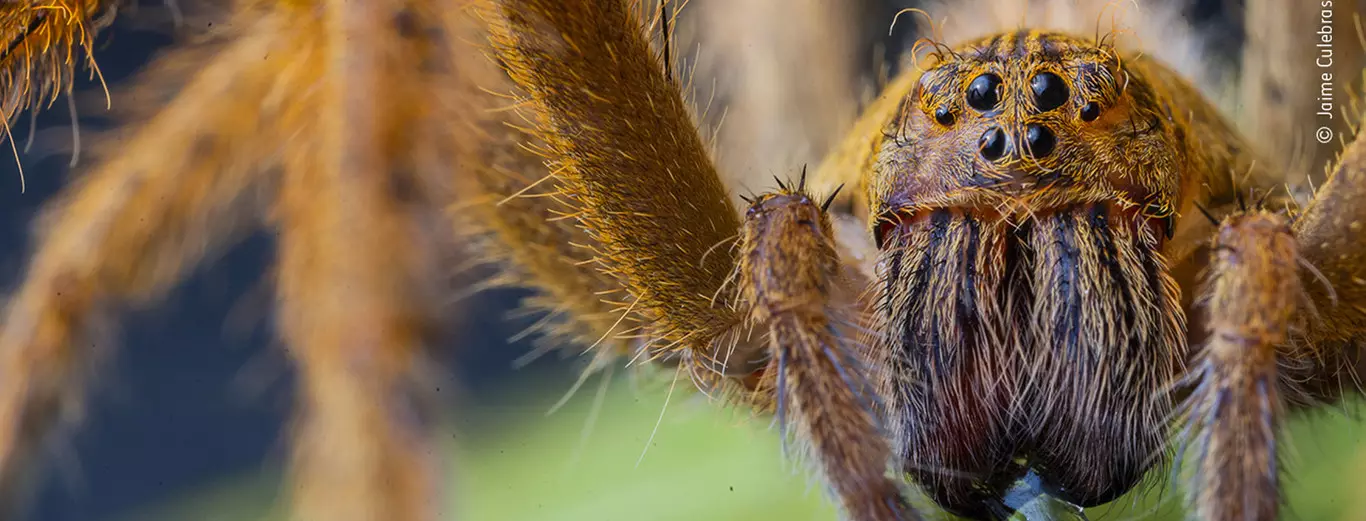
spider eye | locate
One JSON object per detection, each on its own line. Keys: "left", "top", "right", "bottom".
{"left": 1025, "top": 124, "right": 1055, "bottom": 158}
{"left": 979, "top": 127, "right": 1008, "bottom": 161}
{"left": 1080, "top": 101, "right": 1101, "bottom": 122}
{"left": 934, "top": 106, "right": 955, "bottom": 126}
{"left": 966, "top": 73, "right": 1001, "bottom": 111}
{"left": 1030, "top": 72, "right": 1068, "bottom": 112}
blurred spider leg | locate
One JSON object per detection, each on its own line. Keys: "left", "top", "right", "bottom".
{"left": 0, "top": 18, "right": 286, "bottom": 515}
{"left": 275, "top": 1, "right": 445, "bottom": 520}
{"left": 739, "top": 189, "right": 918, "bottom": 521}
{"left": 1178, "top": 211, "right": 1298, "bottom": 521}
{"left": 275, "top": 166, "right": 442, "bottom": 521}
{"left": 1282, "top": 109, "right": 1366, "bottom": 409}
{"left": 486, "top": 0, "right": 748, "bottom": 370}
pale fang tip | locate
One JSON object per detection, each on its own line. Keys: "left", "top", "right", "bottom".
{"left": 1002, "top": 470, "right": 1091, "bottom": 521}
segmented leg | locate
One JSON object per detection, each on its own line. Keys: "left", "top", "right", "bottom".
{"left": 276, "top": 139, "right": 441, "bottom": 521}
{"left": 272, "top": 1, "right": 464, "bottom": 519}
{"left": 0, "top": 14, "right": 281, "bottom": 514}
{"left": 1284, "top": 100, "right": 1366, "bottom": 402}
{"left": 1179, "top": 211, "right": 1298, "bottom": 521}
{"left": 485, "top": 0, "right": 744, "bottom": 367}
{"left": 1296, "top": 122, "right": 1366, "bottom": 343}
{"left": 446, "top": 4, "right": 626, "bottom": 354}
{"left": 482, "top": 1, "right": 913, "bottom": 519}
{"left": 1180, "top": 80, "right": 1366, "bottom": 520}
{"left": 740, "top": 187, "right": 914, "bottom": 521}
{"left": 273, "top": 19, "right": 442, "bottom": 517}
{"left": 1, "top": 0, "right": 472, "bottom": 518}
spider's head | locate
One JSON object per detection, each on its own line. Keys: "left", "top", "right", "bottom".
{"left": 867, "top": 30, "right": 1197, "bottom": 519}
{"left": 871, "top": 30, "right": 1183, "bottom": 248}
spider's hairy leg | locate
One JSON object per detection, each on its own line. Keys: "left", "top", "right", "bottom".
{"left": 1295, "top": 120, "right": 1366, "bottom": 346}
{"left": 276, "top": 169, "right": 441, "bottom": 521}
{"left": 457, "top": 135, "right": 626, "bottom": 356}
{"left": 0, "top": 12, "right": 284, "bottom": 514}
{"left": 1178, "top": 86, "right": 1366, "bottom": 521}
{"left": 272, "top": 0, "right": 459, "bottom": 519}
{"left": 739, "top": 188, "right": 916, "bottom": 521}
{"left": 444, "top": 8, "right": 625, "bottom": 352}
{"left": 0, "top": 1, "right": 117, "bottom": 125}
{"left": 1178, "top": 211, "right": 1298, "bottom": 521}
{"left": 274, "top": 93, "right": 442, "bottom": 521}
{"left": 485, "top": 0, "right": 744, "bottom": 367}
{"left": 483, "top": 1, "right": 916, "bottom": 519}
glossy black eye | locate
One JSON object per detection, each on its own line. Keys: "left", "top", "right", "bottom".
{"left": 966, "top": 73, "right": 1001, "bottom": 112}
{"left": 1030, "top": 72, "right": 1069, "bottom": 112}
{"left": 1080, "top": 101, "right": 1101, "bottom": 122}
{"left": 1025, "top": 124, "right": 1055, "bottom": 158}
{"left": 979, "top": 127, "right": 1008, "bottom": 161}
{"left": 934, "top": 106, "right": 955, "bottom": 126}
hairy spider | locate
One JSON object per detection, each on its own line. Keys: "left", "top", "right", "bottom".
{"left": 0, "top": 0, "right": 1362, "bottom": 520}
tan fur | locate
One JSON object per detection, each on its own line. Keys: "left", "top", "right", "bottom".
{"left": 271, "top": 1, "right": 452, "bottom": 520}
{"left": 0, "top": 1, "right": 116, "bottom": 125}
{"left": 0, "top": 0, "right": 481, "bottom": 519}
{"left": 1296, "top": 110, "right": 1366, "bottom": 344}
{"left": 484, "top": 2, "right": 918, "bottom": 518}
{"left": 484, "top": 0, "right": 745, "bottom": 365}
{"left": 1181, "top": 211, "right": 1299, "bottom": 521}
{"left": 447, "top": 3, "right": 626, "bottom": 356}
{"left": 0, "top": 6, "right": 280, "bottom": 515}
{"left": 739, "top": 188, "right": 912, "bottom": 521}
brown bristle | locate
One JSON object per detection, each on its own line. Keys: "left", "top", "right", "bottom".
{"left": 740, "top": 190, "right": 917, "bottom": 521}
{"left": 1178, "top": 211, "right": 1298, "bottom": 521}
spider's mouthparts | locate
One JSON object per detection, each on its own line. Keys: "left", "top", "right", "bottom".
{"left": 1002, "top": 470, "right": 1090, "bottom": 521}
{"left": 875, "top": 202, "right": 1185, "bottom": 517}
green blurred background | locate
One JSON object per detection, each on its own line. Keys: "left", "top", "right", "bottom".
{"left": 114, "top": 379, "right": 1366, "bottom": 521}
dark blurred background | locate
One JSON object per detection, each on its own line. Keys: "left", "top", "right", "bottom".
{"left": 0, "top": 15, "right": 572, "bottom": 520}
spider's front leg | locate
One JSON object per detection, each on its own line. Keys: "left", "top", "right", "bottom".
{"left": 738, "top": 186, "right": 912, "bottom": 521}
{"left": 1181, "top": 113, "right": 1366, "bottom": 520}
{"left": 1180, "top": 210, "right": 1297, "bottom": 521}
{"left": 482, "top": 0, "right": 913, "bottom": 519}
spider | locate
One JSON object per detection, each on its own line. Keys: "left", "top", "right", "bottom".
{"left": 0, "top": 0, "right": 1362, "bottom": 520}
